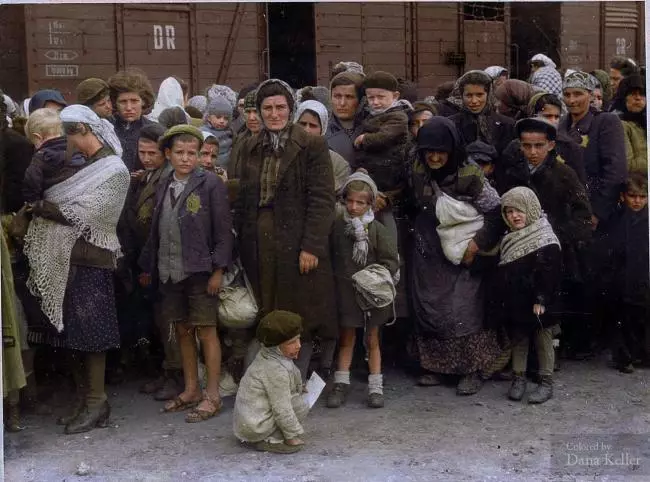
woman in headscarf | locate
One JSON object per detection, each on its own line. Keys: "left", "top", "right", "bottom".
{"left": 406, "top": 117, "right": 503, "bottom": 395}
{"left": 23, "top": 105, "right": 130, "bottom": 434}
{"left": 146, "top": 77, "right": 187, "bottom": 123}
{"left": 529, "top": 54, "right": 563, "bottom": 99}
{"left": 449, "top": 70, "right": 516, "bottom": 156}
{"left": 484, "top": 66, "right": 509, "bottom": 90}
{"left": 591, "top": 70, "right": 613, "bottom": 108}
{"left": 235, "top": 79, "right": 337, "bottom": 381}
{"left": 494, "top": 79, "right": 539, "bottom": 121}
{"left": 611, "top": 74, "right": 647, "bottom": 175}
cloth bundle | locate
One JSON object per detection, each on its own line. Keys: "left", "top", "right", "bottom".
{"left": 351, "top": 263, "right": 396, "bottom": 312}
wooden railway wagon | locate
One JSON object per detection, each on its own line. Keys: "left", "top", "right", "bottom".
{"left": 0, "top": 2, "right": 643, "bottom": 103}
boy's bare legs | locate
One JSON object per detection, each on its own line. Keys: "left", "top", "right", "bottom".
{"left": 336, "top": 328, "right": 356, "bottom": 372}
{"left": 197, "top": 326, "right": 222, "bottom": 411}
{"left": 366, "top": 327, "right": 381, "bottom": 375}
{"left": 164, "top": 322, "right": 201, "bottom": 410}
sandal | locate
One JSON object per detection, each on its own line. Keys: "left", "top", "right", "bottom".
{"left": 185, "top": 394, "right": 222, "bottom": 423}
{"left": 161, "top": 395, "right": 200, "bottom": 413}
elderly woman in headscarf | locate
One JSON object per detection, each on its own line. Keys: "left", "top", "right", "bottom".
{"left": 529, "top": 54, "right": 563, "bottom": 99}
{"left": 610, "top": 74, "right": 647, "bottom": 175}
{"left": 449, "top": 70, "right": 516, "bottom": 156}
{"left": 485, "top": 66, "right": 509, "bottom": 90}
{"left": 405, "top": 117, "right": 503, "bottom": 395}
{"left": 235, "top": 79, "right": 337, "bottom": 381}
{"left": 22, "top": 105, "right": 130, "bottom": 434}
{"left": 494, "top": 79, "right": 540, "bottom": 121}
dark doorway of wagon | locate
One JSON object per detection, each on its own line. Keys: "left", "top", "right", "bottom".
{"left": 267, "top": 3, "right": 316, "bottom": 88}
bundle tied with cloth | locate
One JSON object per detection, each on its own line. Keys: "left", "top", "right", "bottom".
{"left": 342, "top": 171, "right": 398, "bottom": 323}
{"left": 22, "top": 105, "right": 130, "bottom": 332}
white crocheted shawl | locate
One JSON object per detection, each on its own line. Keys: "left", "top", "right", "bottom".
{"left": 24, "top": 155, "right": 130, "bottom": 332}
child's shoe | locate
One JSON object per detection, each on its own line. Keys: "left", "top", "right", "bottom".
{"left": 367, "top": 392, "right": 384, "bottom": 408}
{"left": 507, "top": 373, "right": 527, "bottom": 401}
{"left": 326, "top": 383, "right": 349, "bottom": 408}
{"left": 618, "top": 363, "right": 635, "bottom": 374}
{"left": 367, "top": 374, "right": 384, "bottom": 408}
{"left": 528, "top": 376, "right": 553, "bottom": 404}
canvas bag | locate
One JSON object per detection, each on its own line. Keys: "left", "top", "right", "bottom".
{"left": 218, "top": 258, "right": 258, "bottom": 329}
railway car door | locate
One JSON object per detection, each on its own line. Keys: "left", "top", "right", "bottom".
{"left": 121, "top": 6, "right": 192, "bottom": 93}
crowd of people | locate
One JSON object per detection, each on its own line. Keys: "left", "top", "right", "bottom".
{"left": 0, "top": 53, "right": 647, "bottom": 454}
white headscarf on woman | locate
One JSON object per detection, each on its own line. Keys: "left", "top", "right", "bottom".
{"left": 60, "top": 104, "right": 123, "bottom": 157}
{"left": 294, "top": 99, "right": 329, "bottom": 136}
{"left": 146, "top": 77, "right": 186, "bottom": 122}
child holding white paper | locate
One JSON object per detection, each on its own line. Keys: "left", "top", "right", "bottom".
{"left": 233, "top": 310, "right": 309, "bottom": 454}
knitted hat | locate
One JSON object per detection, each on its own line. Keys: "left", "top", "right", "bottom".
{"left": 187, "top": 95, "right": 208, "bottom": 114}
{"left": 243, "top": 90, "right": 257, "bottom": 111}
{"left": 206, "top": 97, "right": 233, "bottom": 119}
{"left": 256, "top": 310, "right": 303, "bottom": 347}
{"left": 515, "top": 117, "right": 557, "bottom": 141}
{"left": 158, "top": 124, "right": 204, "bottom": 151}
{"left": 76, "top": 78, "right": 110, "bottom": 106}
{"left": 340, "top": 169, "right": 379, "bottom": 204}
{"left": 363, "top": 71, "right": 398, "bottom": 92}
{"left": 332, "top": 61, "right": 365, "bottom": 77}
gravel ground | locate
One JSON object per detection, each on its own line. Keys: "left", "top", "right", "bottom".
{"left": 4, "top": 358, "right": 650, "bottom": 481}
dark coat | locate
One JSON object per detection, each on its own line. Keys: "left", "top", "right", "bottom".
{"left": 559, "top": 110, "right": 627, "bottom": 224}
{"left": 354, "top": 104, "right": 410, "bottom": 195}
{"left": 22, "top": 137, "right": 85, "bottom": 203}
{"left": 449, "top": 110, "right": 515, "bottom": 156}
{"left": 235, "top": 125, "right": 337, "bottom": 339}
{"left": 330, "top": 217, "right": 399, "bottom": 327}
{"left": 491, "top": 244, "right": 562, "bottom": 330}
{"left": 325, "top": 107, "right": 366, "bottom": 165}
{"left": 1, "top": 128, "right": 34, "bottom": 213}
{"left": 112, "top": 116, "right": 156, "bottom": 172}
{"left": 436, "top": 100, "right": 461, "bottom": 118}
{"left": 139, "top": 169, "right": 233, "bottom": 280}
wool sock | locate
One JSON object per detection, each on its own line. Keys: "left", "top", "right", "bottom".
{"left": 368, "top": 373, "right": 383, "bottom": 395}
{"left": 333, "top": 370, "right": 350, "bottom": 385}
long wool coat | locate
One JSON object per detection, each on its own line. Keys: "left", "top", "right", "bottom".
{"left": 235, "top": 125, "right": 337, "bottom": 340}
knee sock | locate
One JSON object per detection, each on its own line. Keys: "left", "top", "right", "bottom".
{"left": 333, "top": 371, "right": 350, "bottom": 385}
{"left": 368, "top": 373, "right": 383, "bottom": 395}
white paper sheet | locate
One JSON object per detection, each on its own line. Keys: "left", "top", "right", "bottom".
{"left": 303, "top": 372, "right": 326, "bottom": 409}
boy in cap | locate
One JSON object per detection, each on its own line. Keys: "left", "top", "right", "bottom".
{"left": 76, "top": 78, "right": 113, "bottom": 119}
{"left": 353, "top": 71, "right": 411, "bottom": 243}
{"left": 234, "top": 310, "right": 308, "bottom": 454}
{"left": 201, "top": 97, "right": 234, "bottom": 168}
{"left": 139, "top": 124, "right": 233, "bottom": 422}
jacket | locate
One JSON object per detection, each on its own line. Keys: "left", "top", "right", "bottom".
{"left": 622, "top": 120, "right": 647, "bottom": 174}
{"left": 1, "top": 128, "right": 34, "bottom": 214}
{"left": 235, "top": 125, "right": 337, "bottom": 339}
{"left": 330, "top": 216, "right": 399, "bottom": 327}
{"left": 450, "top": 110, "right": 516, "bottom": 156}
{"left": 325, "top": 106, "right": 367, "bottom": 165}
{"left": 559, "top": 110, "right": 627, "bottom": 223}
{"left": 112, "top": 116, "right": 155, "bottom": 172}
{"left": 233, "top": 346, "right": 308, "bottom": 443}
{"left": 354, "top": 103, "right": 410, "bottom": 195}
{"left": 139, "top": 168, "right": 233, "bottom": 280}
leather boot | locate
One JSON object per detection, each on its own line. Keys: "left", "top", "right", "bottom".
{"left": 57, "top": 355, "right": 86, "bottom": 425}
{"left": 456, "top": 372, "right": 484, "bottom": 396}
{"left": 64, "top": 401, "right": 110, "bottom": 434}
{"left": 507, "top": 373, "right": 527, "bottom": 401}
{"left": 326, "top": 383, "right": 349, "bottom": 408}
{"left": 528, "top": 376, "right": 553, "bottom": 404}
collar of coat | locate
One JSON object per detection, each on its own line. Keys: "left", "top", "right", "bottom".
{"left": 161, "top": 167, "right": 208, "bottom": 209}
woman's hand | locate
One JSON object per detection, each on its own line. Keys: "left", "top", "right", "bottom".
{"left": 353, "top": 134, "right": 365, "bottom": 148}
{"left": 533, "top": 304, "right": 546, "bottom": 316}
{"left": 299, "top": 251, "right": 319, "bottom": 274}
{"left": 207, "top": 270, "right": 223, "bottom": 296}
{"left": 461, "top": 240, "right": 479, "bottom": 267}
{"left": 138, "top": 272, "right": 152, "bottom": 287}
{"left": 285, "top": 438, "right": 304, "bottom": 446}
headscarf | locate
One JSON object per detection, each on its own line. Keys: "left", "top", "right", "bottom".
{"left": 563, "top": 72, "right": 597, "bottom": 92}
{"left": 147, "top": 77, "right": 186, "bottom": 122}
{"left": 451, "top": 70, "right": 496, "bottom": 144}
{"left": 495, "top": 79, "right": 540, "bottom": 120}
{"left": 530, "top": 54, "right": 557, "bottom": 69}
{"left": 499, "top": 186, "right": 560, "bottom": 266}
{"left": 243, "top": 90, "right": 257, "bottom": 111}
{"left": 206, "top": 84, "right": 237, "bottom": 111}
{"left": 255, "top": 78, "right": 296, "bottom": 150}
{"left": 612, "top": 74, "right": 646, "bottom": 131}
{"left": 341, "top": 170, "right": 378, "bottom": 265}
{"left": 591, "top": 70, "right": 613, "bottom": 106}
{"left": 187, "top": 95, "right": 208, "bottom": 115}
{"left": 332, "top": 61, "right": 365, "bottom": 77}
{"left": 485, "top": 66, "right": 507, "bottom": 80}
{"left": 530, "top": 67, "right": 563, "bottom": 97}
{"left": 416, "top": 116, "right": 463, "bottom": 181}
{"left": 295, "top": 100, "right": 328, "bottom": 136}
{"left": 60, "top": 104, "right": 123, "bottom": 157}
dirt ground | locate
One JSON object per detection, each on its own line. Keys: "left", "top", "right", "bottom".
{"left": 4, "top": 357, "right": 650, "bottom": 482}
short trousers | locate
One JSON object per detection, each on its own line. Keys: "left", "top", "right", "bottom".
{"left": 160, "top": 273, "right": 219, "bottom": 327}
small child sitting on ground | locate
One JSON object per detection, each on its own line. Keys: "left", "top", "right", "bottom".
{"left": 495, "top": 186, "right": 562, "bottom": 404}
{"left": 22, "top": 108, "right": 86, "bottom": 203}
{"left": 327, "top": 170, "right": 399, "bottom": 409}
{"left": 234, "top": 310, "right": 308, "bottom": 454}
{"left": 201, "top": 97, "right": 233, "bottom": 169}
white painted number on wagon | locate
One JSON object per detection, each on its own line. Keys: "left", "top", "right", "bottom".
{"left": 153, "top": 25, "right": 176, "bottom": 50}
{"left": 616, "top": 38, "right": 628, "bottom": 55}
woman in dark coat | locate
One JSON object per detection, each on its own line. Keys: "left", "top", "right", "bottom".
{"left": 406, "top": 117, "right": 503, "bottom": 396}
{"left": 235, "top": 79, "right": 337, "bottom": 380}
{"left": 449, "top": 70, "right": 516, "bottom": 157}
